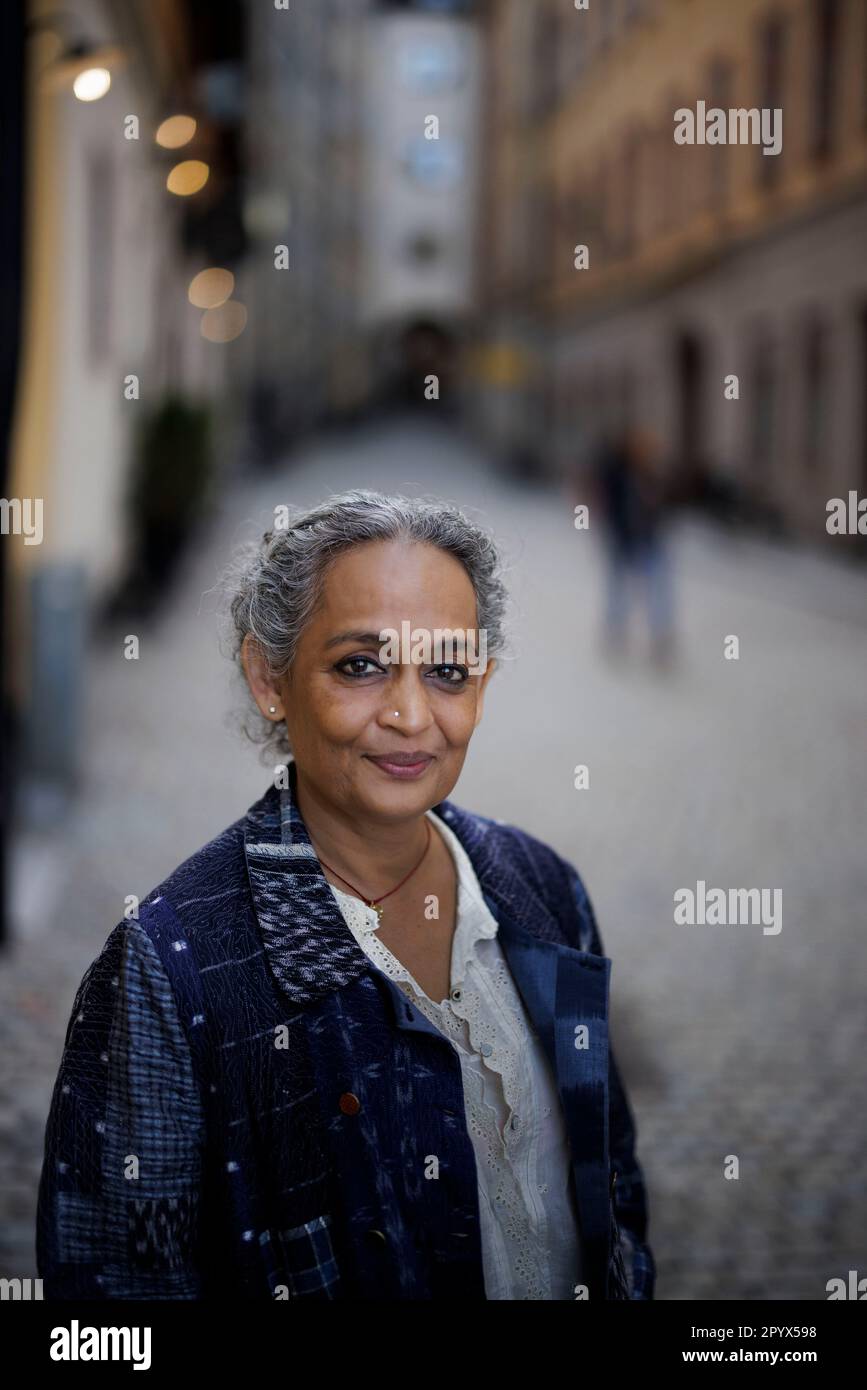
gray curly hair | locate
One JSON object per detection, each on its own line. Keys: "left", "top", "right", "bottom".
{"left": 221, "top": 488, "right": 511, "bottom": 761}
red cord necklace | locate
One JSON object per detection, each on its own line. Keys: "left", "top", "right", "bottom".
{"left": 316, "top": 819, "right": 432, "bottom": 921}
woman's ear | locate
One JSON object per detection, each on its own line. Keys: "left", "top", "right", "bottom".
{"left": 241, "top": 633, "right": 284, "bottom": 720}
{"left": 473, "top": 657, "right": 497, "bottom": 730}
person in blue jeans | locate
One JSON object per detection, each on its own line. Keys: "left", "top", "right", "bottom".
{"left": 36, "top": 489, "right": 655, "bottom": 1300}
{"left": 595, "top": 428, "right": 676, "bottom": 666}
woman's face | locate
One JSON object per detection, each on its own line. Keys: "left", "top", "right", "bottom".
{"left": 243, "top": 538, "right": 497, "bottom": 824}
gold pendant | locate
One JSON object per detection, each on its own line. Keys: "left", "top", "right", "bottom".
{"left": 370, "top": 901, "right": 384, "bottom": 921}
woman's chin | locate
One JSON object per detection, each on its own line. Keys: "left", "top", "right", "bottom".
{"left": 355, "top": 759, "right": 451, "bottom": 817}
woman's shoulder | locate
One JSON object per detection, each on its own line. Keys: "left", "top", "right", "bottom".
{"left": 58, "top": 795, "right": 268, "bottom": 1048}
{"left": 89, "top": 791, "right": 267, "bottom": 981}
{"left": 437, "top": 798, "right": 604, "bottom": 955}
{"left": 440, "top": 797, "right": 580, "bottom": 878}
{"left": 138, "top": 807, "right": 252, "bottom": 924}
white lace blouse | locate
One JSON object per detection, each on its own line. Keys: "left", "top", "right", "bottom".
{"left": 326, "top": 807, "right": 584, "bottom": 1300}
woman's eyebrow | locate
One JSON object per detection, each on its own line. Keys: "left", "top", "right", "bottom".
{"left": 324, "top": 629, "right": 387, "bottom": 649}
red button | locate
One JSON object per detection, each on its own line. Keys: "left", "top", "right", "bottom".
{"left": 338, "top": 1092, "right": 361, "bottom": 1115}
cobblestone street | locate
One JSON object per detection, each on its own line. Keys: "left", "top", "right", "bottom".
{"left": 3, "top": 417, "right": 866, "bottom": 1299}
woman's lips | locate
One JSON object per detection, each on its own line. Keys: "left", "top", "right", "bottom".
{"left": 365, "top": 753, "right": 434, "bottom": 779}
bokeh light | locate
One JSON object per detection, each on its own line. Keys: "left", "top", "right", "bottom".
{"left": 166, "top": 160, "right": 209, "bottom": 196}
{"left": 155, "top": 115, "right": 197, "bottom": 149}
{"left": 188, "top": 268, "right": 235, "bottom": 309}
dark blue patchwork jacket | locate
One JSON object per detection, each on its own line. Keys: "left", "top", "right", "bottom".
{"left": 36, "top": 762, "right": 656, "bottom": 1300}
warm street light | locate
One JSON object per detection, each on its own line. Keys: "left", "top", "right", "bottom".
{"left": 156, "top": 115, "right": 197, "bottom": 150}
{"left": 188, "top": 268, "right": 234, "bottom": 309}
{"left": 166, "top": 160, "right": 210, "bottom": 196}
{"left": 71, "top": 66, "right": 111, "bottom": 101}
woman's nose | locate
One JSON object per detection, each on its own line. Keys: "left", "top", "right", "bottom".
{"left": 379, "top": 668, "right": 433, "bottom": 732}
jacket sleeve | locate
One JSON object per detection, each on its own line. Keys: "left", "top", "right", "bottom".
{"left": 36, "top": 916, "right": 206, "bottom": 1298}
{"left": 570, "top": 870, "right": 656, "bottom": 1300}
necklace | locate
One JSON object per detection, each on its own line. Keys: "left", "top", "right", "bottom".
{"left": 316, "top": 819, "right": 432, "bottom": 922}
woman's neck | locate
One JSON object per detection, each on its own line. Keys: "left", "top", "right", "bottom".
{"left": 294, "top": 768, "right": 431, "bottom": 897}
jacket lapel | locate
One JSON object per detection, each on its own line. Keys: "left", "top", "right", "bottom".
{"left": 242, "top": 765, "right": 373, "bottom": 1004}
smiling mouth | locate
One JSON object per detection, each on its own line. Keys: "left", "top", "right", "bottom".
{"left": 364, "top": 753, "right": 434, "bottom": 778}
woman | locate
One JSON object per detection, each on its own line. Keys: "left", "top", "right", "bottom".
{"left": 36, "top": 489, "right": 655, "bottom": 1301}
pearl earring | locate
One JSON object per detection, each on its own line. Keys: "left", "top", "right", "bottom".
{"left": 268, "top": 705, "right": 277, "bottom": 715}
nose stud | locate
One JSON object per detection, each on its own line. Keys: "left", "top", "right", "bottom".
{"left": 394, "top": 711, "right": 399, "bottom": 717}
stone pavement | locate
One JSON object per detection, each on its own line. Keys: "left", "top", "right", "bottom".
{"left": 2, "top": 415, "right": 865, "bottom": 1299}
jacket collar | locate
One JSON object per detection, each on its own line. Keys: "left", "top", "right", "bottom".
{"left": 242, "top": 759, "right": 568, "bottom": 1006}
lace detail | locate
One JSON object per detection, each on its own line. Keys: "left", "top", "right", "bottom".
{"left": 326, "top": 811, "right": 581, "bottom": 1301}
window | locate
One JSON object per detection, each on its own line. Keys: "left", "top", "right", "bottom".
{"left": 707, "top": 56, "right": 733, "bottom": 211}
{"left": 403, "top": 231, "right": 443, "bottom": 266}
{"left": 863, "top": 2, "right": 867, "bottom": 130}
{"left": 402, "top": 136, "right": 465, "bottom": 189}
{"left": 803, "top": 317, "right": 829, "bottom": 473}
{"left": 531, "top": 2, "right": 561, "bottom": 117}
{"left": 860, "top": 305, "right": 867, "bottom": 490}
{"left": 663, "top": 91, "right": 688, "bottom": 234}
{"left": 558, "top": 7, "right": 588, "bottom": 92}
{"left": 749, "top": 329, "right": 776, "bottom": 477}
{"left": 595, "top": 157, "right": 611, "bottom": 261}
{"left": 812, "top": 0, "right": 840, "bottom": 160}
{"left": 399, "top": 39, "right": 466, "bottom": 93}
{"left": 619, "top": 363, "right": 636, "bottom": 431}
{"left": 757, "top": 14, "right": 786, "bottom": 188}
{"left": 599, "top": 0, "right": 617, "bottom": 49}
{"left": 621, "top": 127, "right": 641, "bottom": 255}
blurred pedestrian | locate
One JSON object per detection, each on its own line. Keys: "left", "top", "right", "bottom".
{"left": 593, "top": 427, "right": 676, "bottom": 666}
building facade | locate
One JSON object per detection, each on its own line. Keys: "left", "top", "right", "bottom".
{"left": 479, "top": 0, "right": 867, "bottom": 540}
{"left": 240, "top": 0, "right": 371, "bottom": 446}
{"left": 7, "top": 0, "right": 243, "bottom": 801}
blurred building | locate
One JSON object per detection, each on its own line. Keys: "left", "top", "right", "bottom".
{"left": 241, "top": 0, "right": 371, "bottom": 452}
{"left": 360, "top": 1, "right": 484, "bottom": 404}
{"left": 470, "top": 0, "right": 554, "bottom": 474}
{"left": 478, "top": 0, "right": 867, "bottom": 539}
{"left": 4, "top": 0, "right": 247, "bottom": 834}
{"left": 241, "top": 0, "right": 484, "bottom": 439}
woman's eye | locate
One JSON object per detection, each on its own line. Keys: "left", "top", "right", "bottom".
{"left": 336, "top": 656, "right": 383, "bottom": 678}
{"left": 430, "top": 664, "right": 469, "bottom": 684}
